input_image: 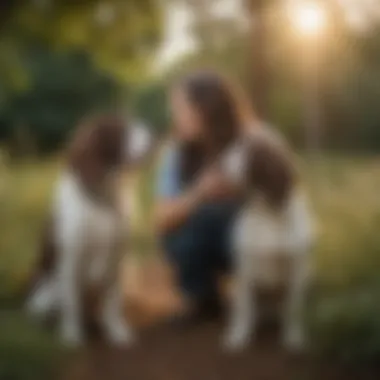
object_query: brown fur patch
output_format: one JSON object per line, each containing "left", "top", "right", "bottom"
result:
{"left": 68, "top": 115, "right": 126, "bottom": 194}
{"left": 246, "top": 129, "right": 296, "bottom": 209}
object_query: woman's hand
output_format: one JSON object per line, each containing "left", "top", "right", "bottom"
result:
{"left": 155, "top": 166, "right": 240, "bottom": 235}
{"left": 193, "top": 167, "right": 236, "bottom": 202}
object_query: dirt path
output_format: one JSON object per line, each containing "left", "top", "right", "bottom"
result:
{"left": 63, "top": 320, "right": 368, "bottom": 380}
{"left": 62, "top": 258, "right": 376, "bottom": 380}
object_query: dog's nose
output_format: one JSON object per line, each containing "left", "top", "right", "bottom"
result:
{"left": 127, "top": 121, "right": 153, "bottom": 163}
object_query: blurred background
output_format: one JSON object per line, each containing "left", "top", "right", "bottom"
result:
{"left": 1, "top": 0, "right": 380, "bottom": 379}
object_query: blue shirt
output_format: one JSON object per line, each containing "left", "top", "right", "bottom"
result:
{"left": 156, "top": 143, "right": 181, "bottom": 199}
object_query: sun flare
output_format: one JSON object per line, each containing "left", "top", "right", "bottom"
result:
{"left": 291, "top": 2, "right": 327, "bottom": 37}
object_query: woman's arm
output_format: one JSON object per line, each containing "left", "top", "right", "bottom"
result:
{"left": 155, "top": 170, "right": 238, "bottom": 234}
{"left": 154, "top": 144, "right": 242, "bottom": 234}
{"left": 154, "top": 186, "right": 202, "bottom": 234}
{"left": 154, "top": 144, "right": 195, "bottom": 234}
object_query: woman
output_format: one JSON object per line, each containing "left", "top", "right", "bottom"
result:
{"left": 155, "top": 70, "right": 253, "bottom": 324}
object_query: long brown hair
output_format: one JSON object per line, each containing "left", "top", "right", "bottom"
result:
{"left": 176, "top": 70, "right": 253, "bottom": 185}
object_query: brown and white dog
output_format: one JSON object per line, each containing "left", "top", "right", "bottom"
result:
{"left": 26, "top": 114, "right": 153, "bottom": 346}
{"left": 221, "top": 125, "right": 314, "bottom": 351}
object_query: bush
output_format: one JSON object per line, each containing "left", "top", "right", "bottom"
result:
{"left": 1, "top": 48, "right": 124, "bottom": 156}
{"left": 303, "top": 156, "right": 380, "bottom": 367}
{"left": 131, "top": 82, "right": 169, "bottom": 135}
{"left": 0, "top": 310, "right": 69, "bottom": 380}
{"left": 309, "top": 284, "right": 380, "bottom": 366}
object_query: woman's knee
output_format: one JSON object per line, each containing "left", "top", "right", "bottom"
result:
{"left": 160, "top": 202, "right": 240, "bottom": 266}
{"left": 161, "top": 230, "right": 202, "bottom": 268}
{"left": 161, "top": 206, "right": 214, "bottom": 254}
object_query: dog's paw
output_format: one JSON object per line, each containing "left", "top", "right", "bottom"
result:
{"left": 283, "top": 326, "right": 305, "bottom": 352}
{"left": 106, "top": 325, "right": 135, "bottom": 347}
{"left": 25, "top": 290, "right": 52, "bottom": 319}
{"left": 61, "top": 328, "right": 84, "bottom": 348}
{"left": 222, "top": 330, "right": 250, "bottom": 352}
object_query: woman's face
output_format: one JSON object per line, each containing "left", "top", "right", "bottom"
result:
{"left": 170, "top": 86, "right": 204, "bottom": 143}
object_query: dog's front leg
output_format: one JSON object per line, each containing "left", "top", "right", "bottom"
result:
{"left": 100, "top": 227, "right": 134, "bottom": 346}
{"left": 283, "top": 251, "right": 310, "bottom": 351}
{"left": 58, "top": 237, "right": 84, "bottom": 346}
{"left": 223, "top": 250, "right": 255, "bottom": 351}
{"left": 102, "top": 281, "right": 134, "bottom": 346}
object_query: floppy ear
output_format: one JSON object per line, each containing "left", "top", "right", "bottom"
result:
{"left": 247, "top": 130, "right": 296, "bottom": 209}
{"left": 67, "top": 116, "right": 125, "bottom": 190}
{"left": 68, "top": 122, "right": 104, "bottom": 189}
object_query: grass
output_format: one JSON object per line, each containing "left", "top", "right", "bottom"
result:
{"left": 1, "top": 154, "right": 380, "bottom": 377}
{"left": 0, "top": 310, "right": 70, "bottom": 380}
{"left": 0, "top": 158, "right": 63, "bottom": 379}
{"left": 300, "top": 155, "right": 380, "bottom": 365}
{"left": 0, "top": 158, "right": 61, "bottom": 301}
{"left": 303, "top": 156, "right": 380, "bottom": 287}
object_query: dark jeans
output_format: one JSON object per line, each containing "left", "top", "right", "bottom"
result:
{"left": 161, "top": 201, "right": 241, "bottom": 301}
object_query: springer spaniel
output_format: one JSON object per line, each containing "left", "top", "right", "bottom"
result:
{"left": 221, "top": 125, "right": 314, "bottom": 351}
{"left": 26, "top": 115, "right": 153, "bottom": 346}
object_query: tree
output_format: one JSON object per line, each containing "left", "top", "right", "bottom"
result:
{"left": 0, "top": 0, "right": 164, "bottom": 155}
{"left": 245, "top": 0, "right": 273, "bottom": 119}
{"left": 1, "top": 46, "right": 123, "bottom": 155}
{"left": 0, "top": 0, "right": 163, "bottom": 84}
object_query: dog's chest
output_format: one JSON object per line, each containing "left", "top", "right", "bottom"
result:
{"left": 82, "top": 203, "right": 121, "bottom": 282}
{"left": 85, "top": 202, "right": 118, "bottom": 237}
{"left": 232, "top": 194, "right": 312, "bottom": 288}
{"left": 56, "top": 172, "right": 124, "bottom": 283}
{"left": 233, "top": 204, "right": 287, "bottom": 253}
{"left": 233, "top": 193, "right": 312, "bottom": 253}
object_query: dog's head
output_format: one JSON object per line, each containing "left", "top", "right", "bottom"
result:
{"left": 68, "top": 114, "right": 153, "bottom": 189}
{"left": 222, "top": 125, "right": 296, "bottom": 209}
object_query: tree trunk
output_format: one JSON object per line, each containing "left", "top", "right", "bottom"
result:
{"left": 247, "top": 0, "right": 271, "bottom": 120}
